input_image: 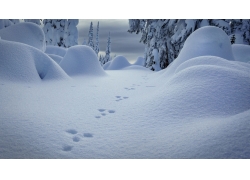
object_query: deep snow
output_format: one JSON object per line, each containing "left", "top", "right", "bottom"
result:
{"left": 0, "top": 24, "right": 250, "bottom": 158}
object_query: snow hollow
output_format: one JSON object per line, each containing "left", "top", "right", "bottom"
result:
{"left": 0, "top": 23, "right": 250, "bottom": 159}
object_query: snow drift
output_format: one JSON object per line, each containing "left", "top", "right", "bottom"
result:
{"left": 106, "top": 55, "right": 131, "bottom": 70}
{"left": 0, "top": 39, "right": 69, "bottom": 82}
{"left": 133, "top": 57, "right": 145, "bottom": 66}
{"left": 60, "top": 45, "right": 106, "bottom": 76}
{"left": 0, "top": 22, "right": 46, "bottom": 52}
{"left": 232, "top": 44, "right": 250, "bottom": 63}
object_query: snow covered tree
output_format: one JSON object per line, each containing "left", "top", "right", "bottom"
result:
{"left": 104, "top": 32, "right": 111, "bottom": 63}
{"left": 128, "top": 19, "right": 250, "bottom": 71}
{"left": 94, "top": 21, "right": 100, "bottom": 55}
{"left": 100, "top": 32, "right": 111, "bottom": 66}
{"left": 82, "top": 37, "right": 87, "bottom": 45}
{"left": 65, "top": 19, "right": 78, "bottom": 47}
{"left": 43, "top": 19, "right": 78, "bottom": 48}
{"left": 87, "top": 22, "right": 94, "bottom": 50}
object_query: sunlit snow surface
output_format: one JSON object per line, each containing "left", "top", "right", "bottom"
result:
{"left": 0, "top": 25, "right": 250, "bottom": 158}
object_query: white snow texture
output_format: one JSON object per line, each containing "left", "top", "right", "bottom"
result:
{"left": 0, "top": 24, "right": 250, "bottom": 159}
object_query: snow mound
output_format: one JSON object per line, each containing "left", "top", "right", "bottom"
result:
{"left": 133, "top": 57, "right": 145, "bottom": 66}
{"left": 154, "top": 56, "right": 250, "bottom": 118}
{"left": 45, "top": 45, "right": 67, "bottom": 57}
{"left": 162, "top": 26, "right": 235, "bottom": 77}
{"left": 106, "top": 55, "right": 131, "bottom": 70}
{"left": 0, "top": 22, "right": 46, "bottom": 52}
{"left": 0, "top": 39, "right": 69, "bottom": 82}
{"left": 48, "top": 54, "right": 63, "bottom": 64}
{"left": 60, "top": 45, "right": 106, "bottom": 76}
{"left": 232, "top": 44, "right": 250, "bottom": 63}
{"left": 103, "top": 60, "right": 112, "bottom": 70}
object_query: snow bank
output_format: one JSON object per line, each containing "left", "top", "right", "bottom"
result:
{"left": 232, "top": 44, "right": 250, "bottom": 63}
{"left": 0, "top": 39, "right": 69, "bottom": 82}
{"left": 0, "top": 22, "right": 46, "bottom": 52}
{"left": 48, "top": 54, "right": 63, "bottom": 64}
{"left": 60, "top": 45, "right": 106, "bottom": 76}
{"left": 45, "top": 45, "right": 67, "bottom": 57}
{"left": 133, "top": 57, "right": 145, "bottom": 66}
{"left": 106, "top": 55, "right": 131, "bottom": 70}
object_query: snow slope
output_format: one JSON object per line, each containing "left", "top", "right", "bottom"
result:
{"left": 0, "top": 25, "right": 250, "bottom": 158}
{"left": 0, "top": 22, "right": 46, "bottom": 52}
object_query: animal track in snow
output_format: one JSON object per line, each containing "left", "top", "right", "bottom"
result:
{"left": 124, "top": 87, "right": 135, "bottom": 90}
{"left": 62, "top": 145, "right": 73, "bottom": 151}
{"left": 98, "top": 109, "right": 106, "bottom": 112}
{"left": 66, "top": 129, "right": 78, "bottom": 135}
{"left": 108, "top": 110, "right": 115, "bottom": 113}
{"left": 95, "top": 108, "right": 116, "bottom": 118}
{"left": 73, "top": 136, "right": 80, "bottom": 142}
{"left": 83, "top": 133, "right": 93, "bottom": 138}
{"left": 115, "top": 96, "right": 129, "bottom": 102}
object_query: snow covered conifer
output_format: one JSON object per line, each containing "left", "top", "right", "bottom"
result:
{"left": 94, "top": 21, "right": 100, "bottom": 55}
{"left": 103, "top": 32, "right": 111, "bottom": 65}
{"left": 87, "top": 22, "right": 94, "bottom": 50}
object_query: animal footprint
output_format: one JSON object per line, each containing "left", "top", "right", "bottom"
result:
{"left": 108, "top": 110, "right": 115, "bottom": 113}
{"left": 101, "top": 113, "right": 106, "bottom": 116}
{"left": 98, "top": 109, "right": 106, "bottom": 112}
{"left": 83, "top": 133, "right": 93, "bottom": 138}
{"left": 73, "top": 136, "right": 80, "bottom": 142}
{"left": 66, "top": 129, "right": 78, "bottom": 135}
{"left": 123, "top": 97, "right": 129, "bottom": 99}
{"left": 95, "top": 116, "right": 101, "bottom": 118}
{"left": 62, "top": 145, "right": 73, "bottom": 152}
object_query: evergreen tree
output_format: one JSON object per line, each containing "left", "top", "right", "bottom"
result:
{"left": 94, "top": 21, "right": 100, "bottom": 55}
{"left": 87, "top": 22, "right": 94, "bottom": 50}
{"left": 43, "top": 19, "right": 78, "bottom": 48}
{"left": 128, "top": 19, "right": 250, "bottom": 71}
{"left": 104, "top": 32, "right": 111, "bottom": 64}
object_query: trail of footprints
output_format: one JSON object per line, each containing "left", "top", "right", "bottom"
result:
{"left": 62, "top": 129, "right": 93, "bottom": 152}
{"left": 95, "top": 108, "right": 116, "bottom": 118}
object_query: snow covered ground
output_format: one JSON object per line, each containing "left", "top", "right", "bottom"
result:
{"left": 0, "top": 23, "right": 250, "bottom": 159}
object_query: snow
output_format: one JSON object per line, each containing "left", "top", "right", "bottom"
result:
{"left": 105, "top": 55, "right": 131, "bottom": 70}
{"left": 232, "top": 44, "right": 250, "bottom": 63}
{"left": 1, "top": 24, "right": 250, "bottom": 158}
{"left": 48, "top": 54, "right": 63, "bottom": 64}
{"left": 45, "top": 45, "right": 67, "bottom": 57}
{"left": 102, "top": 60, "right": 112, "bottom": 70}
{"left": 60, "top": 45, "right": 106, "bottom": 76}
{"left": 0, "top": 39, "right": 69, "bottom": 82}
{"left": 133, "top": 57, "right": 145, "bottom": 66}
{"left": 0, "top": 22, "right": 46, "bottom": 52}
